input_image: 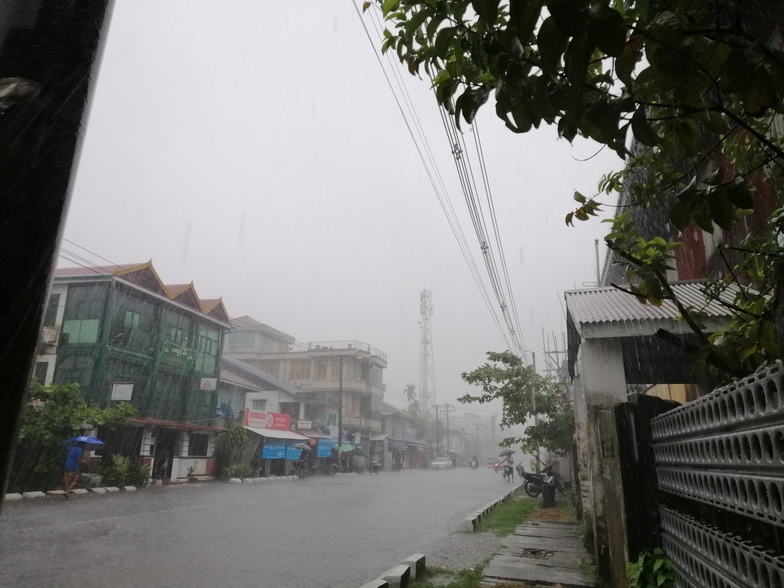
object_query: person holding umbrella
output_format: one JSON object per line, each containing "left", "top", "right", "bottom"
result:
{"left": 63, "top": 436, "right": 103, "bottom": 498}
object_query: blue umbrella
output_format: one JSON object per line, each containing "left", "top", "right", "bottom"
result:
{"left": 65, "top": 435, "right": 104, "bottom": 446}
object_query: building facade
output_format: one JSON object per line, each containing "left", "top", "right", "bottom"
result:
{"left": 224, "top": 318, "right": 388, "bottom": 449}
{"left": 35, "top": 262, "right": 231, "bottom": 480}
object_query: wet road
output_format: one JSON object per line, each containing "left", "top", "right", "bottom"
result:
{"left": 0, "top": 468, "right": 509, "bottom": 588}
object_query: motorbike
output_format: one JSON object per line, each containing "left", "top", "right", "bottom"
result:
{"left": 369, "top": 461, "right": 382, "bottom": 474}
{"left": 516, "top": 464, "right": 567, "bottom": 498}
{"left": 469, "top": 459, "right": 478, "bottom": 470}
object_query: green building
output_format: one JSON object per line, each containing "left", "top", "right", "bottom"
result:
{"left": 35, "top": 262, "right": 231, "bottom": 480}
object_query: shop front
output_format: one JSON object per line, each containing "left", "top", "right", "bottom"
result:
{"left": 243, "top": 408, "right": 309, "bottom": 476}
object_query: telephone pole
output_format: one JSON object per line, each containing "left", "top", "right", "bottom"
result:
{"left": 418, "top": 290, "right": 435, "bottom": 414}
{"left": 444, "top": 404, "right": 454, "bottom": 462}
{"left": 337, "top": 356, "right": 343, "bottom": 469}
{"left": 434, "top": 405, "right": 440, "bottom": 456}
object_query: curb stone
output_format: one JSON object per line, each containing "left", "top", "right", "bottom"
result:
{"left": 22, "top": 491, "right": 46, "bottom": 499}
{"left": 358, "top": 553, "right": 424, "bottom": 588}
{"left": 5, "top": 493, "right": 23, "bottom": 500}
{"left": 458, "top": 483, "right": 523, "bottom": 532}
{"left": 90, "top": 487, "right": 107, "bottom": 494}
{"left": 378, "top": 564, "right": 410, "bottom": 588}
{"left": 105, "top": 487, "right": 120, "bottom": 492}
{"left": 228, "top": 478, "right": 242, "bottom": 484}
{"left": 123, "top": 486, "right": 137, "bottom": 491}
{"left": 47, "top": 490, "right": 66, "bottom": 497}
{"left": 71, "top": 489, "right": 89, "bottom": 495}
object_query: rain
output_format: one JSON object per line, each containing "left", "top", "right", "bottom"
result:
{"left": 12, "top": 0, "right": 764, "bottom": 587}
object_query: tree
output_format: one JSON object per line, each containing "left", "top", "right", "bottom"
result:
{"left": 213, "top": 419, "right": 251, "bottom": 479}
{"left": 8, "top": 381, "right": 137, "bottom": 492}
{"left": 459, "top": 351, "right": 574, "bottom": 454}
{"left": 404, "top": 383, "right": 417, "bottom": 407}
{"left": 375, "top": 0, "right": 784, "bottom": 378}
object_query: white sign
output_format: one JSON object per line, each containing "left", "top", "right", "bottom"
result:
{"left": 297, "top": 420, "right": 312, "bottom": 430}
{"left": 200, "top": 378, "right": 218, "bottom": 390}
{"left": 111, "top": 382, "right": 134, "bottom": 401}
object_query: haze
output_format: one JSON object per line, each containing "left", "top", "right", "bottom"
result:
{"left": 64, "top": 0, "right": 619, "bottom": 411}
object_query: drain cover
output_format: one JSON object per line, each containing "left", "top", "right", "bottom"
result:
{"left": 515, "top": 548, "right": 555, "bottom": 559}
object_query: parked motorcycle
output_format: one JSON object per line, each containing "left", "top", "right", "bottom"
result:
{"left": 516, "top": 464, "right": 566, "bottom": 498}
{"left": 369, "top": 461, "right": 382, "bottom": 474}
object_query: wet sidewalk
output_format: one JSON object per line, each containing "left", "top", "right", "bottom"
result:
{"left": 481, "top": 519, "right": 594, "bottom": 587}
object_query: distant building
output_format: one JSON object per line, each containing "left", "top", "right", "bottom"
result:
{"left": 35, "top": 262, "right": 231, "bottom": 480}
{"left": 224, "top": 316, "right": 387, "bottom": 449}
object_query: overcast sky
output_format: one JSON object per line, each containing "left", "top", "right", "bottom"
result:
{"left": 64, "top": 1, "right": 619, "bottom": 414}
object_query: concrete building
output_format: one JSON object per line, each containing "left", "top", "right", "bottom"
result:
{"left": 224, "top": 316, "right": 388, "bottom": 449}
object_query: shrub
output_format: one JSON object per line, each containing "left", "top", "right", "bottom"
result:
{"left": 102, "top": 454, "right": 130, "bottom": 487}
{"left": 627, "top": 548, "right": 673, "bottom": 588}
{"left": 126, "top": 460, "right": 151, "bottom": 487}
{"left": 224, "top": 464, "right": 252, "bottom": 479}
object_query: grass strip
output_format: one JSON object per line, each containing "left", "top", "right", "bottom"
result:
{"left": 478, "top": 494, "right": 540, "bottom": 536}
{"left": 409, "top": 563, "right": 487, "bottom": 588}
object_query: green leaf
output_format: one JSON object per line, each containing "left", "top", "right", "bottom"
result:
{"left": 537, "top": 17, "right": 568, "bottom": 76}
{"left": 472, "top": 0, "right": 501, "bottom": 25}
{"left": 510, "top": 0, "right": 545, "bottom": 40}
{"left": 631, "top": 107, "right": 660, "bottom": 146}
{"left": 546, "top": 0, "right": 587, "bottom": 37}
{"left": 742, "top": 66, "right": 776, "bottom": 116}
{"left": 565, "top": 31, "right": 592, "bottom": 87}
{"left": 587, "top": 4, "right": 627, "bottom": 58}
{"left": 727, "top": 178, "right": 753, "bottom": 209}
{"left": 405, "top": 7, "right": 435, "bottom": 38}
{"left": 708, "top": 185, "right": 735, "bottom": 230}
{"left": 381, "top": 0, "right": 400, "bottom": 17}
{"left": 434, "top": 26, "right": 456, "bottom": 57}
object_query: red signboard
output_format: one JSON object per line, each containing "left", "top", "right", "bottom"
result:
{"left": 243, "top": 408, "right": 291, "bottom": 431}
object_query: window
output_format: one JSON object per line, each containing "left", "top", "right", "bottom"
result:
{"left": 170, "top": 327, "right": 186, "bottom": 346}
{"left": 259, "top": 360, "right": 280, "bottom": 378}
{"left": 42, "top": 294, "right": 60, "bottom": 327}
{"left": 123, "top": 310, "right": 140, "bottom": 329}
{"left": 290, "top": 359, "right": 311, "bottom": 380}
{"left": 251, "top": 399, "right": 266, "bottom": 410}
{"left": 33, "top": 362, "right": 49, "bottom": 383}
{"left": 188, "top": 433, "right": 209, "bottom": 456}
{"left": 55, "top": 355, "right": 94, "bottom": 387}
{"left": 62, "top": 319, "right": 100, "bottom": 344}
{"left": 315, "top": 359, "right": 327, "bottom": 379}
{"left": 194, "top": 325, "right": 220, "bottom": 374}
{"left": 279, "top": 402, "right": 299, "bottom": 417}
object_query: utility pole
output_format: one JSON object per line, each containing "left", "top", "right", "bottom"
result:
{"left": 475, "top": 424, "right": 481, "bottom": 457}
{"left": 434, "top": 405, "right": 440, "bottom": 456}
{"left": 418, "top": 290, "right": 436, "bottom": 414}
{"left": 532, "top": 352, "right": 540, "bottom": 473}
{"left": 337, "top": 356, "right": 343, "bottom": 470}
{"left": 444, "top": 404, "right": 454, "bottom": 463}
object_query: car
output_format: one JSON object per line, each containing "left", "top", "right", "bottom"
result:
{"left": 430, "top": 457, "right": 453, "bottom": 470}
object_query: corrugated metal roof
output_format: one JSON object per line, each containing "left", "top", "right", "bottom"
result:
{"left": 566, "top": 281, "right": 738, "bottom": 336}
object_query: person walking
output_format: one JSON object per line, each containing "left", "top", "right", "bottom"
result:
{"left": 63, "top": 441, "right": 85, "bottom": 498}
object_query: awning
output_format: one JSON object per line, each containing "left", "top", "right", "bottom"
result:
{"left": 128, "top": 418, "right": 227, "bottom": 432}
{"left": 244, "top": 426, "right": 309, "bottom": 441}
{"left": 298, "top": 430, "right": 332, "bottom": 439}
{"left": 388, "top": 438, "right": 408, "bottom": 450}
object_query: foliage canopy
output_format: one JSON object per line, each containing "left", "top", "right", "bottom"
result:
{"left": 375, "top": 0, "right": 784, "bottom": 378}
{"left": 459, "top": 351, "right": 574, "bottom": 454}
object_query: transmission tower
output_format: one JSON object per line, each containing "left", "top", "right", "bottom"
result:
{"left": 418, "top": 290, "right": 436, "bottom": 414}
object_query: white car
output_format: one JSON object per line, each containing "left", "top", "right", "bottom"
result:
{"left": 430, "top": 457, "right": 453, "bottom": 470}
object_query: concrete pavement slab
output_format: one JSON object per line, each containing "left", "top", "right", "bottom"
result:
{"left": 483, "top": 561, "right": 591, "bottom": 587}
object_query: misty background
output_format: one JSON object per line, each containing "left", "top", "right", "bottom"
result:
{"left": 63, "top": 1, "right": 619, "bottom": 414}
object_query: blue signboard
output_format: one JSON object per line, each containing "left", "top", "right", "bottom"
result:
{"left": 286, "top": 442, "right": 303, "bottom": 460}
{"left": 317, "top": 438, "right": 333, "bottom": 458}
{"left": 261, "top": 440, "right": 286, "bottom": 459}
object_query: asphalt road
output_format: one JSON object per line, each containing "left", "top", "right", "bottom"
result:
{"left": 0, "top": 468, "right": 511, "bottom": 588}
